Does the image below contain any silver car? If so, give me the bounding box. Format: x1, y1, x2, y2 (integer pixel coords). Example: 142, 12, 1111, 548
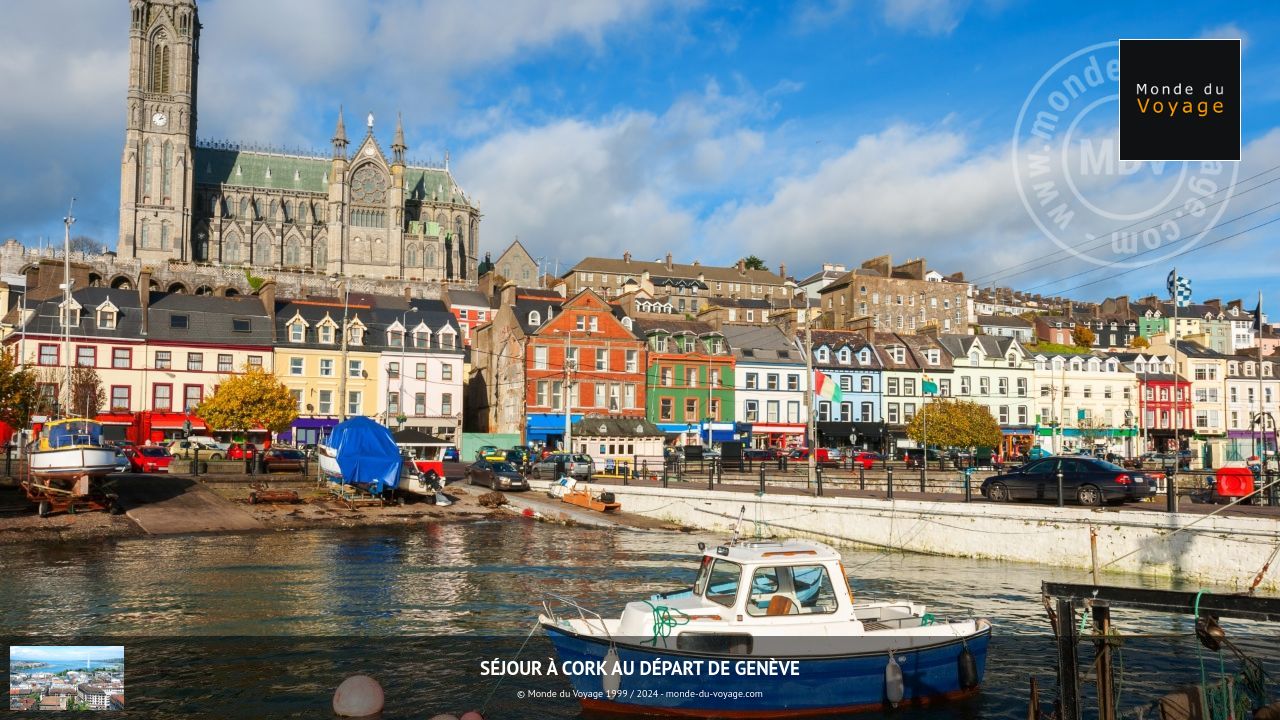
531, 453, 594, 480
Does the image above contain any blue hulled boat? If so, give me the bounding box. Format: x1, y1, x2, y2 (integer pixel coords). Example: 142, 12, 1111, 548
540, 539, 991, 717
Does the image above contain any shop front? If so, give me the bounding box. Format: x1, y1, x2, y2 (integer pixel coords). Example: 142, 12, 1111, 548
281, 418, 338, 447
1000, 426, 1036, 459
748, 422, 806, 450
525, 413, 583, 449
815, 421, 885, 452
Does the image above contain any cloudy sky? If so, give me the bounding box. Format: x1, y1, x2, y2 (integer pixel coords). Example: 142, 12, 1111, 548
2, 0, 1278, 304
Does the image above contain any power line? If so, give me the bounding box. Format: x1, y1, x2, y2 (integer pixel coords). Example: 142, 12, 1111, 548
966, 163, 1280, 288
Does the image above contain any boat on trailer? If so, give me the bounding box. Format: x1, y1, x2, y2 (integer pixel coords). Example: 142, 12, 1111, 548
540, 538, 991, 717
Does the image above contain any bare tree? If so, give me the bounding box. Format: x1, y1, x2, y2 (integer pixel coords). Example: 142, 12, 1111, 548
69, 235, 108, 255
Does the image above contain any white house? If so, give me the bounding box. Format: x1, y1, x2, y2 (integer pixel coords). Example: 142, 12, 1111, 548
375, 301, 464, 442
720, 325, 808, 450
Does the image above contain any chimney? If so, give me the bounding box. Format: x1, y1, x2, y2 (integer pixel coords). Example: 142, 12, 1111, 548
623, 251, 632, 264
893, 258, 926, 281
137, 268, 151, 336
404, 286, 413, 301
778, 262, 786, 279
500, 281, 518, 308
861, 255, 891, 278
1204, 298, 1221, 312
255, 280, 277, 342
737, 259, 746, 275
665, 253, 673, 270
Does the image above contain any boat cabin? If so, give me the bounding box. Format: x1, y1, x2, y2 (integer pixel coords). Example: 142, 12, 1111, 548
38, 419, 104, 450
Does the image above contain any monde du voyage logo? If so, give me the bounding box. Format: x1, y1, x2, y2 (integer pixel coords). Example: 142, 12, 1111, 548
1120, 38, 1241, 161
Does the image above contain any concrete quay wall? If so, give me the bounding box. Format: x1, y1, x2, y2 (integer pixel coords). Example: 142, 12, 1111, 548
539, 483, 1280, 591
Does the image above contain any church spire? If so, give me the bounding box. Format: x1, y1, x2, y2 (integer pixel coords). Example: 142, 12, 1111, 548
332, 106, 348, 159
392, 112, 406, 165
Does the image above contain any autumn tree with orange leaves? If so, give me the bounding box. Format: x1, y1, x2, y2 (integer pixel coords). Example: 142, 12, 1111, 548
194, 366, 297, 435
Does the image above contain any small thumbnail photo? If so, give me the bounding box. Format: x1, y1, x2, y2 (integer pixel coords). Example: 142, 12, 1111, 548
9, 646, 125, 711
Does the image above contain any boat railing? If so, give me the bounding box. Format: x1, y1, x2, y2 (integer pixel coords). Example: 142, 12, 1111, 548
541, 593, 614, 641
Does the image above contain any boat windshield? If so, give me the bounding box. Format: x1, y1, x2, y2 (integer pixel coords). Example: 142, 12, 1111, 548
696, 558, 742, 608
745, 564, 838, 616
46, 421, 102, 448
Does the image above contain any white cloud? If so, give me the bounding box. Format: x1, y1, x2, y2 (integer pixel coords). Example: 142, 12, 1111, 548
1199, 22, 1249, 49
882, 0, 971, 35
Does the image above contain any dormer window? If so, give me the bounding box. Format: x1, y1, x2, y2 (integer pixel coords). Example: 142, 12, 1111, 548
170, 314, 189, 330
838, 348, 851, 364
289, 322, 305, 343
890, 347, 905, 363
388, 327, 405, 348
319, 324, 334, 344
528, 311, 541, 326
413, 330, 430, 349
439, 330, 456, 350
622, 317, 633, 330
969, 351, 980, 365
926, 350, 939, 365
97, 308, 117, 330
860, 349, 871, 364
816, 347, 830, 363
348, 326, 364, 346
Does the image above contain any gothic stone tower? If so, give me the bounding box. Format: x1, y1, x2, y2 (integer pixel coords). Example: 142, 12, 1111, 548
117, 0, 199, 262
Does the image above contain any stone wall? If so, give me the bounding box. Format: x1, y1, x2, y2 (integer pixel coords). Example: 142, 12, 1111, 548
1, 240, 456, 299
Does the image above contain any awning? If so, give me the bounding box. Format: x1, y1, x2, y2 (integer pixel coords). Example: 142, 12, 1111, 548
392, 428, 451, 446
750, 423, 805, 435
147, 413, 209, 430
95, 412, 134, 426
657, 423, 699, 435
1001, 426, 1036, 435
291, 418, 339, 430
526, 413, 582, 433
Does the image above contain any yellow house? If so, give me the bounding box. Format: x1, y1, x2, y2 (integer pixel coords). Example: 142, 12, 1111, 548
274, 299, 380, 445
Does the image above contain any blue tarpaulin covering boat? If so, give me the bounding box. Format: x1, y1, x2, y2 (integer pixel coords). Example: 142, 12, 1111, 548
318, 417, 402, 494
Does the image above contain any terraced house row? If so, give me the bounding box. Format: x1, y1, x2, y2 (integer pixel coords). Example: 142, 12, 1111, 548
1, 273, 465, 446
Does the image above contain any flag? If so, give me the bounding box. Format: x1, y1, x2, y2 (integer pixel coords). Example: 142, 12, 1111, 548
1166, 270, 1192, 308
922, 376, 938, 395
1253, 293, 1263, 333
814, 372, 842, 404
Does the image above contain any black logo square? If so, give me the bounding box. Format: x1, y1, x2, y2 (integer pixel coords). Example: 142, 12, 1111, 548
1120, 39, 1240, 161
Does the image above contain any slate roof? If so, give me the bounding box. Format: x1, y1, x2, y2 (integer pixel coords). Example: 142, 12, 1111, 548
633, 318, 720, 337
937, 333, 1025, 360
572, 415, 665, 438
566, 257, 788, 286
21, 287, 145, 340
808, 330, 882, 369
509, 288, 565, 335
1169, 339, 1229, 359
703, 296, 773, 309
275, 295, 460, 353
976, 314, 1034, 329
872, 332, 953, 371
444, 288, 491, 309
147, 293, 273, 346
196, 148, 330, 194
720, 325, 802, 365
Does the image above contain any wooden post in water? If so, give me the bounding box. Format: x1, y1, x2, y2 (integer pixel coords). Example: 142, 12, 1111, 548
1094, 603, 1115, 720
1054, 597, 1080, 720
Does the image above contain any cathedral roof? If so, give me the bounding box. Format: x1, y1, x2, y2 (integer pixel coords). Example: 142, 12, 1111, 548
196, 147, 330, 194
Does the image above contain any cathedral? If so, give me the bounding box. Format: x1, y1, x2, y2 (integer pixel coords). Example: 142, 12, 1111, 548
116, 0, 480, 283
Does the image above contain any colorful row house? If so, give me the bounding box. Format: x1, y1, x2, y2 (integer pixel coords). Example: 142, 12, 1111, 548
639, 319, 737, 445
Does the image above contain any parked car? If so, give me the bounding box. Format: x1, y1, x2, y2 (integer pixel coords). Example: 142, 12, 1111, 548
188, 435, 229, 453
167, 439, 226, 461
531, 453, 595, 480
465, 460, 530, 491
226, 443, 259, 461
1026, 446, 1052, 461
476, 445, 506, 462
125, 445, 174, 473
260, 448, 307, 473
443, 447, 460, 462
788, 447, 842, 467
742, 448, 779, 462
850, 451, 879, 470
902, 448, 942, 468
505, 448, 532, 469
112, 448, 130, 473
980, 456, 1158, 506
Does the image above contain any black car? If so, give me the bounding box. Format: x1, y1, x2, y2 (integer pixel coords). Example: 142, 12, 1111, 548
465, 460, 530, 491
981, 456, 1158, 506
742, 448, 779, 462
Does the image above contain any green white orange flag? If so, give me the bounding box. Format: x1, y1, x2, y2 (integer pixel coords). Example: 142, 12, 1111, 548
922, 375, 939, 395
814, 371, 843, 404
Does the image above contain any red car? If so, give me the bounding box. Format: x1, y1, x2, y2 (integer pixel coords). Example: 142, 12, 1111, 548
126, 445, 174, 473
788, 447, 843, 468
227, 443, 258, 460
850, 451, 879, 470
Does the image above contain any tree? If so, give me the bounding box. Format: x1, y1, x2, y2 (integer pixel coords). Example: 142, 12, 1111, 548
0, 348, 39, 429
906, 399, 1002, 451
1071, 324, 1096, 348
741, 255, 768, 271
1128, 335, 1150, 349
69, 235, 108, 255
70, 365, 105, 417
194, 366, 298, 434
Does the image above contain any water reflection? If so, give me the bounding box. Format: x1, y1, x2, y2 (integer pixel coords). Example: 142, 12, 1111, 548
0, 520, 1276, 719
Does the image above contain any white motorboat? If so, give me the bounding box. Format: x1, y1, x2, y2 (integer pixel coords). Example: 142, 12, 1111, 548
29, 419, 120, 480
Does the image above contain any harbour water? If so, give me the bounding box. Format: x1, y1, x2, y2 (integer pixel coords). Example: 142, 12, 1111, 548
1, 519, 1276, 718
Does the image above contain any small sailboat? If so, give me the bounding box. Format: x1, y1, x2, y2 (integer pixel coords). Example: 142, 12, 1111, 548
28, 419, 120, 480
540, 538, 991, 717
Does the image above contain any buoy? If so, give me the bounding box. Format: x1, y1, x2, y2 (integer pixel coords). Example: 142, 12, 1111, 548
522, 508, 535, 518
958, 646, 979, 689
884, 655, 904, 707
332, 675, 384, 717
460, 712, 486, 720
602, 647, 622, 698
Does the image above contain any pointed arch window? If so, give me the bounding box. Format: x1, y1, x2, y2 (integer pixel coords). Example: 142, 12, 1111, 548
143, 141, 154, 200
405, 243, 419, 267
224, 233, 241, 263
285, 239, 301, 267
425, 244, 436, 268
239, 198, 249, 218
162, 141, 173, 200
160, 221, 171, 251
254, 235, 271, 265
149, 32, 171, 94
139, 220, 150, 250
314, 238, 327, 267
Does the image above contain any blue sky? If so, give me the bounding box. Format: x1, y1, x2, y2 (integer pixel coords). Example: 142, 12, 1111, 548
1, 0, 1278, 306
10, 645, 124, 663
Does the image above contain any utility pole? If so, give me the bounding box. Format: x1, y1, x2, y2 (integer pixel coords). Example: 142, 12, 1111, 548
562, 326, 576, 453
334, 277, 350, 421
802, 293, 816, 489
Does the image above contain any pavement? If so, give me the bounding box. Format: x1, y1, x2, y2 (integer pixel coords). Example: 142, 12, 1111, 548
502, 488, 689, 531
111, 474, 265, 535
580, 472, 1280, 519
